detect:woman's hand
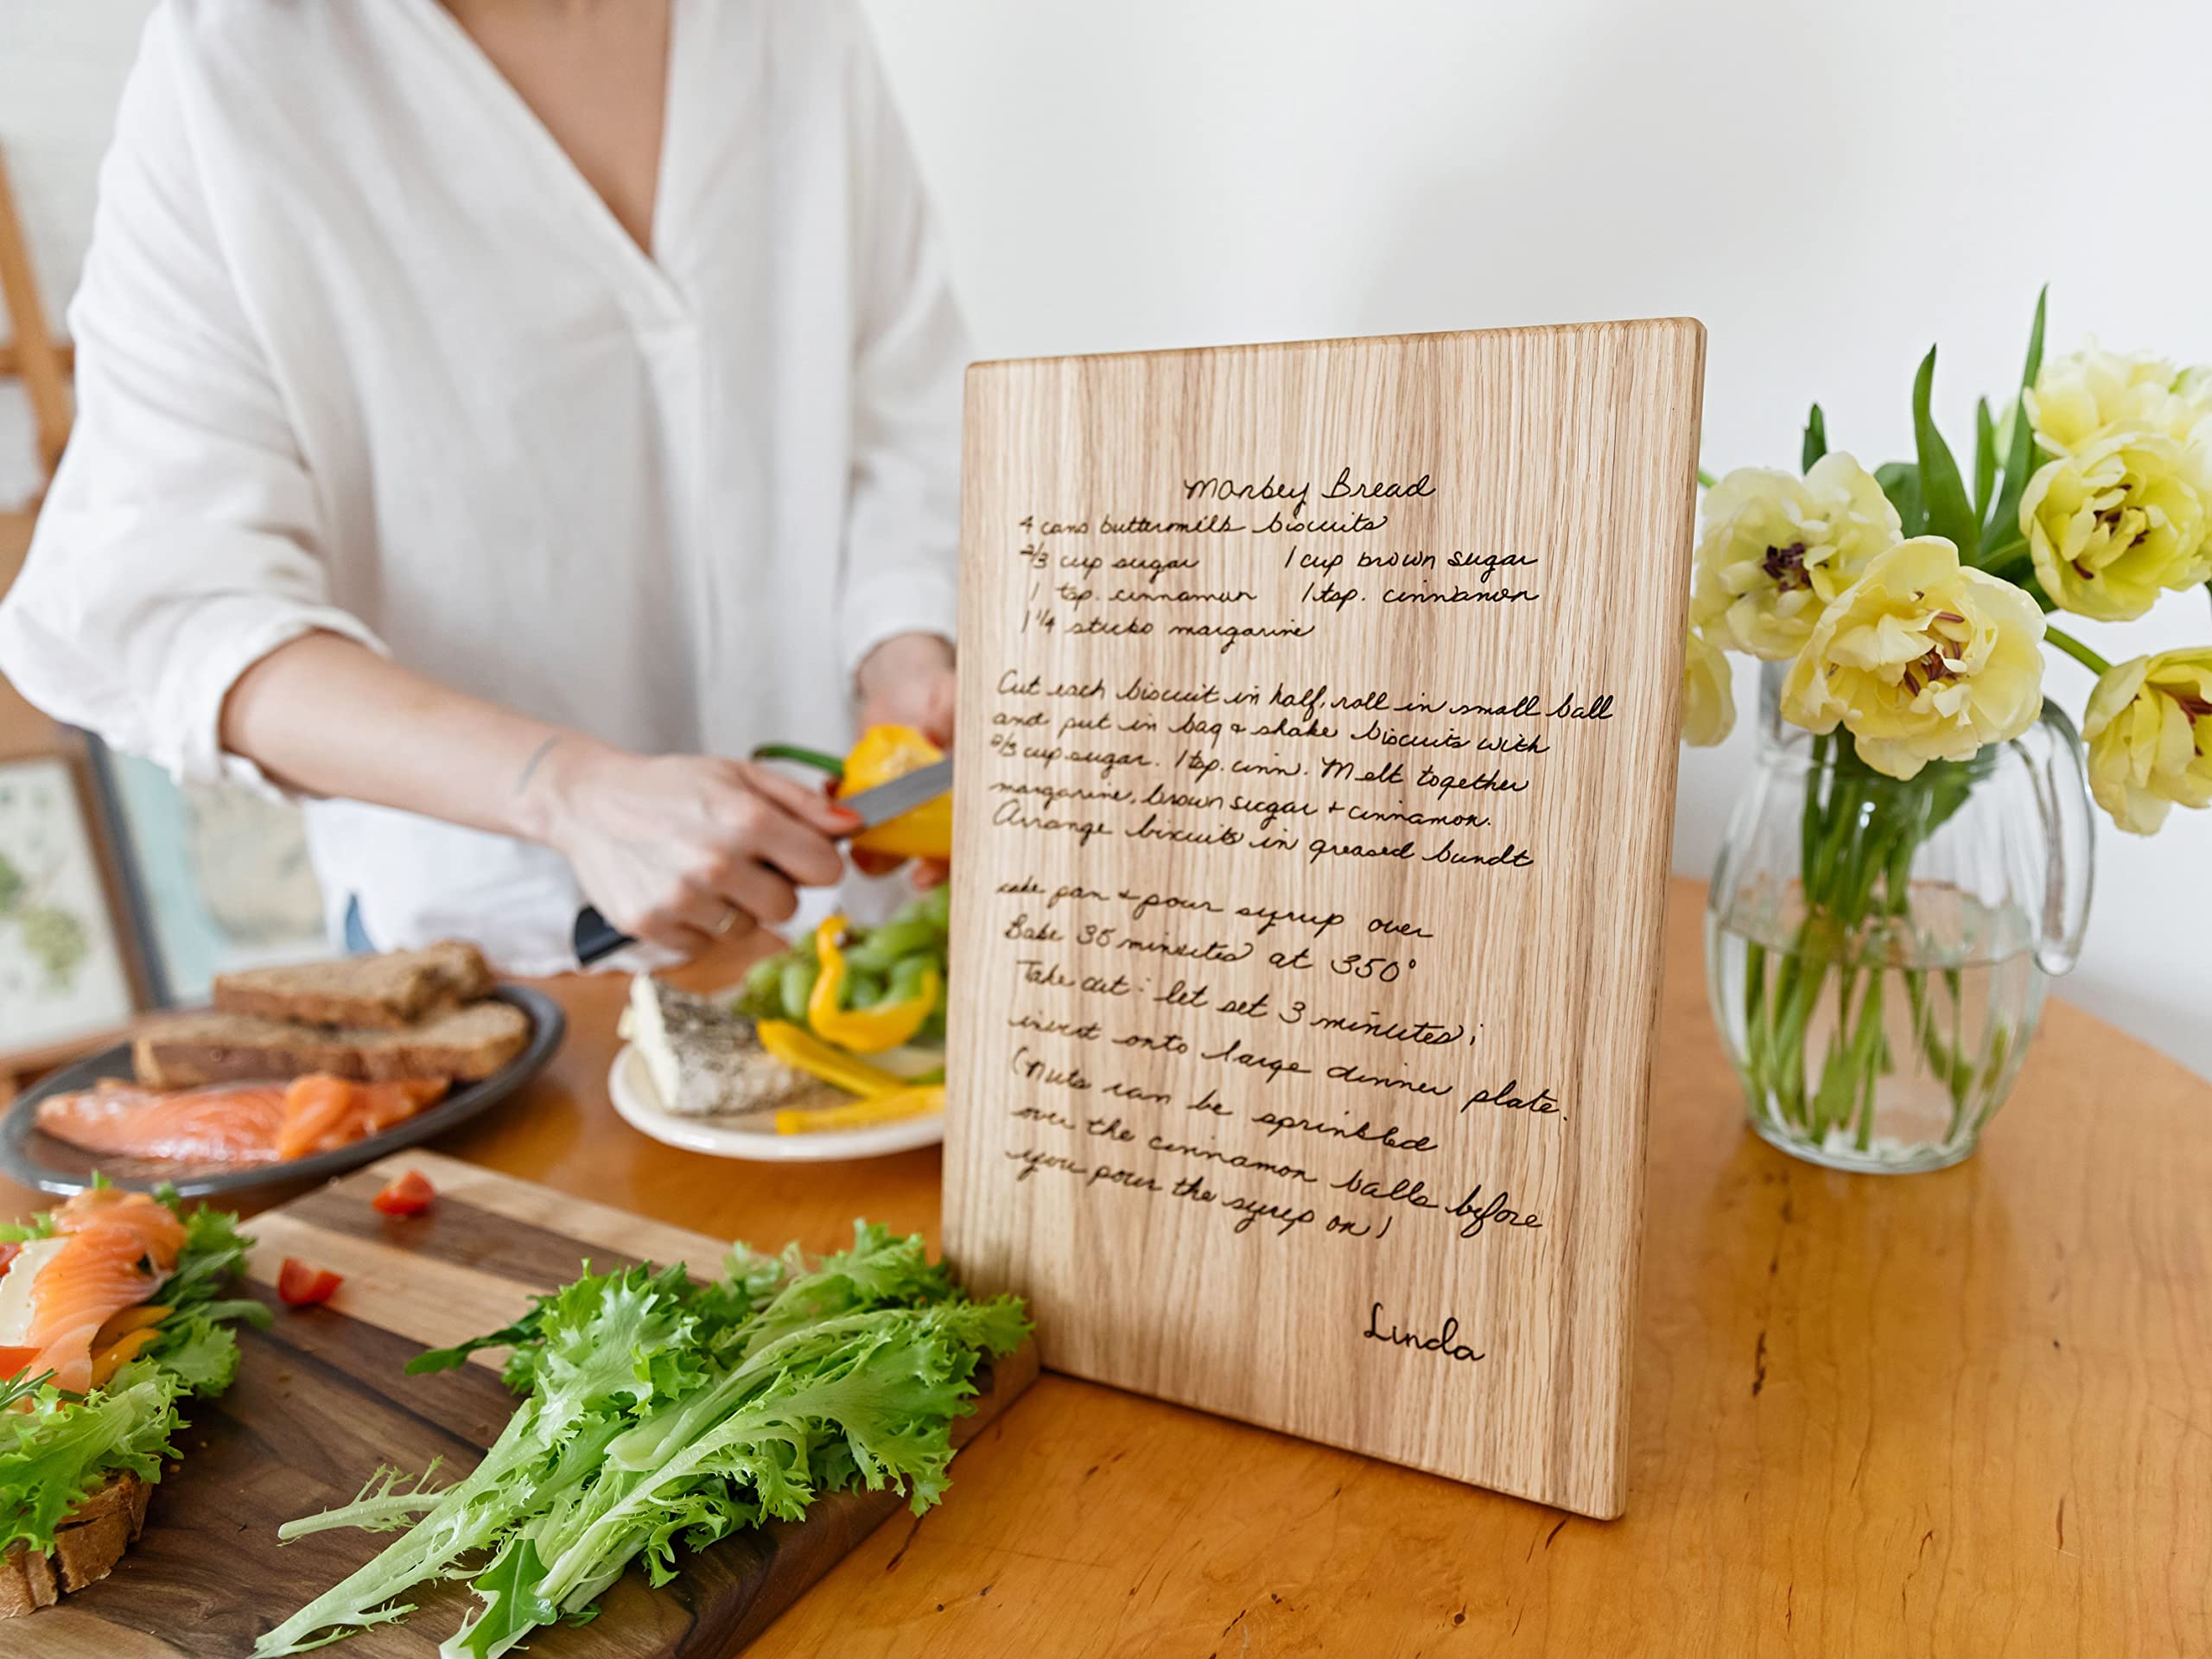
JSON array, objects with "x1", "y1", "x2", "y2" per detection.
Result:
[
  {"x1": 519, "y1": 740, "x2": 858, "y2": 956},
  {"x1": 853, "y1": 632, "x2": 956, "y2": 887},
  {"x1": 855, "y1": 632, "x2": 955, "y2": 743}
]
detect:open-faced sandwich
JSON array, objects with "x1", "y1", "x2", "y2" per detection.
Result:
[
  {"x1": 0, "y1": 1185, "x2": 263, "y2": 1616},
  {"x1": 32, "y1": 943, "x2": 529, "y2": 1174}
]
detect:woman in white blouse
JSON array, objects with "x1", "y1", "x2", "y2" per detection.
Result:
[{"x1": 0, "y1": 0, "x2": 963, "y2": 971}]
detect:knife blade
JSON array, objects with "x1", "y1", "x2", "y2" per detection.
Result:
[
  {"x1": 835, "y1": 756, "x2": 954, "y2": 828},
  {"x1": 572, "y1": 757, "x2": 955, "y2": 964}
]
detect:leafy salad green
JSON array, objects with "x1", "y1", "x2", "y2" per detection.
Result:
[
  {"x1": 255, "y1": 1220, "x2": 1029, "y2": 1657},
  {"x1": 0, "y1": 1194, "x2": 267, "y2": 1559}
]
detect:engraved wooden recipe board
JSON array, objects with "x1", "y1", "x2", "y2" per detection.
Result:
[{"x1": 944, "y1": 320, "x2": 1707, "y2": 1518}]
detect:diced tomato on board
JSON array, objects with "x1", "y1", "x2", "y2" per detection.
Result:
[
  {"x1": 371, "y1": 1169, "x2": 436, "y2": 1218},
  {"x1": 276, "y1": 1257, "x2": 343, "y2": 1307}
]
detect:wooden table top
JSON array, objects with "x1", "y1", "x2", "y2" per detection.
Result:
[{"x1": 6, "y1": 876, "x2": 2204, "y2": 1656}]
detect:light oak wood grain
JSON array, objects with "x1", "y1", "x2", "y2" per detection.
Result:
[
  {"x1": 1, "y1": 510, "x2": 67, "y2": 761},
  {"x1": 0, "y1": 149, "x2": 73, "y2": 483},
  {"x1": 0, "y1": 340, "x2": 73, "y2": 378},
  {"x1": 944, "y1": 321, "x2": 1707, "y2": 1517},
  {"x1": 3, "y1": 884, "x2": 2204, "y2": 1654}
]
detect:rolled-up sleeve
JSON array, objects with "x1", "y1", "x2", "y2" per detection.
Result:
[
  {"x1": 836, "y1": 11, "x2": 966, "y2": 681},
  {"x1": 0, "y1": 6, "x2": 385, "y2": 796}
]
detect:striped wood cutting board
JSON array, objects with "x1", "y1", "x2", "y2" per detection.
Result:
[{"x1": 29, "y1": 1150, "x2": 1039, "y2": 1657}]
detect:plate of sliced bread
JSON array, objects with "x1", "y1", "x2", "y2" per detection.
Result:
[{"x1": 2, "y1": 942, "x2": 563, "y2": 1198}]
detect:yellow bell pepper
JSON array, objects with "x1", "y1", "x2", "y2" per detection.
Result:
[
  {"x1": 757, "y1": 1019, "x2": 906, "y2": 1097},
  {"x1": 776, "y1": 1083, "x2": 945, "y2": 1135},
  {"x1": 839, "y1": 725, "x2": 954, "y2": 862},
  {"x1": 805, "y1": 915, "x2": 940, "y2": 1054},
  {"x1": 89, "y1": 1303, "x2": 169, "y2": 1351},
  {"x1": 88, "y1": 1326, "x2": 162, "y2": 1389}
]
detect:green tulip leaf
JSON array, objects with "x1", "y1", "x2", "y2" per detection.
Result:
[
  {"x1": 1985, "y1": 286, "x2": 2051, "y2": 552},
  {"x1": 1912, "y1": 346, "x2": 1978, "y2": 561},
  {"x1": 1973, "y1": 397, "x2": 1997, "y2": 522},
  {"x1": 2019, "y1": 283, "x2": 2049, "y2": 391},
  {"x1": 1875, "y1": 460, "x2": 1925, "y2": 537},
  {"x1": 1802, "y1": 403, "x2": 1827, "y2": 474}
]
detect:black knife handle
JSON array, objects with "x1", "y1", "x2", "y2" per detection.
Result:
[{"x1": 574, "y1": 906, "x2": 633, "y2": 967}]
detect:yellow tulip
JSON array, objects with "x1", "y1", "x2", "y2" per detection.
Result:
[
  {"x1": 2081, "y1": 648, "x2": 2212, "y2": 835},
  {"x1": 1780, "y1": 537, "x2": 2046, "y2": 780},
  {"x1": 2021, "y1": 429, "x2": 2212, "y2": 620},
  {"x1": 1679, "y1": 627, "x2": 1735, "y2": 747},
  {"x1": 2026, "y1": 346, "x2": 2200, "y2": 454},
  {"x1": 2176, "y1": 364, "x2": 2212, "y2": 424},
  {"x1": 1690, "y1": 453, "x2": 1902, "y2": 661}
]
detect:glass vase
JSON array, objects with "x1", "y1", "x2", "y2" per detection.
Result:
[{"x1": 1705, "y1": 663, "x2": 2094, "y2": 1173}]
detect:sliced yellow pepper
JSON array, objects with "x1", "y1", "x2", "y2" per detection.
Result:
[
  {"x1": 805, "y1": 915, "x2": 940, "y2": 1054},
  {"x1": 757, "y1": 1020, "x2": 906, "y2": 1097},
  {"x1": 88, "y1": 1326, "x2": 162, "y2": 1389},
  {"x1": 89, "y1": 1303, "x2": 169, "y2": 1352},
  {"x1": 840, "y1": 725, "x2": 954, "y2": 862},
  {"x1": 776, "y1": 1083, "x2": 945, "y2": 1135}
]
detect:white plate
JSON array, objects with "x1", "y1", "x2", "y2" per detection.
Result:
[{"x1": 607, "y1": 1042, "x2": 946, "y2": 1164}]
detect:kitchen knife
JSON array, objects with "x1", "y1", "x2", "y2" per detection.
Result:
[{"x1": 572, "y1": 756, "x2": 955, "y2": 965}]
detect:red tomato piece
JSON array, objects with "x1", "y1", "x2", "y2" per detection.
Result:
[
  {"x1": 0, "y1": 1242, "x2": 20, "y2": 1277},
  {"x1": 0, "y1": 1344, "x2": 41, "y2": 1382},
  {"x1": 276, "y1": 1257, "x2": 343, "y2": 1307},
  {"x1": 371, "y1": 1169, "x2": 436, "y2": 1217}
]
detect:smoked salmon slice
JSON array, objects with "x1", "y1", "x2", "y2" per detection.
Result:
[
  {"x1": 5, "y1": 1191, "x2": 186, "y2": 1394},
  {"x1": 50, "y1": 1186, "x2": 188, "y2": 1268},
  {"x1": 36, "y1": 1075, "x2": 447, "y2": 1170},
  {"x1": 274, "y1": 1077, "x2": 447, "y2": 1163},
  {"x1": 37, "y1": 1082, "x2": 289, "y2": 1166}
]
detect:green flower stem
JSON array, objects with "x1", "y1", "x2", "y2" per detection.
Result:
[
  {"x1": 1740, "y1": 938, "x2": 1770, "y2": 1099},
  {"x1": 1977, "y1": 541, "x2": 2033, "y2": 586},
  {"x1": 2044, "y1": 626, "x2": 2112, "y2": 677},
  {"x1": 1697, "y1": 467, "x2": 1719, "y2": 491},
  {"x1": 1852, "y1": 972, "x2": 1886, "y2": 1151},
  {"x1": 1750, "y1": 736, "x2": 1986, "y2": 1155}
]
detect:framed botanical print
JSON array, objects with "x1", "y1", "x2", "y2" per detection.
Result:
[{"x1": 0, "y1": 753, "x2": 137, "y2": 1057}]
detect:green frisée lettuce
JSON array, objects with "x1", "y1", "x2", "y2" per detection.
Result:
[
  {"x1": 255, "y1": 1221, "x2": 1029, "y2": 1658},
  {"x1": 0, "y1": 1197, "x2": 264, "y2": 1559}
]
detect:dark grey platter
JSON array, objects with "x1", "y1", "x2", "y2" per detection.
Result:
[{"x1": 0, "y1": 987, "x2": 564, "y2": 1198}]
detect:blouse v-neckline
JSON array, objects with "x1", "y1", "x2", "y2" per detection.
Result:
[{"x1": 401, "y1": 0, "x2": 690, "y2": 322}]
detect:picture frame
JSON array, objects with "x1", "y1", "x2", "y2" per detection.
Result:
[
  {"x1": 0, "y1": 752, "x2": 137, "y2": 1061},
  {"x1": 86, "y1": 737, "x2": 328, "y2": 1009}
]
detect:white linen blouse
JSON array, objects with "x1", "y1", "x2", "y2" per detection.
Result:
[{"x1": 0, "y1": 0, "x2": 964, "y2": 973}]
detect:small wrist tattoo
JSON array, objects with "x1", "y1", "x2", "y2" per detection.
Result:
[{"x1": 513, "y1": 734, "x2": 563, "y2": 798}]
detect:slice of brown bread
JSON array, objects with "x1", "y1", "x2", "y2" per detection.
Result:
[
  {"x1": 133, "y1": 1000, "x2": 529, "y2": 1089},
  {"x1": 213, "y1": 941, "x2": 494, "y2": 1030},
  {"x1": 0, "y1": 1471, "x2": 150, "y2": 1618}
]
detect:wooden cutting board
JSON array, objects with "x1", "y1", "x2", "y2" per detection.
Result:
[{"x1": 31, "y1": 1151, "x2": 1039, "y2": 1658}]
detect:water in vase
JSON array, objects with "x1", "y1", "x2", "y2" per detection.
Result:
[{"x1": 1706, "y1": 876, "x2": 2048, "y2": 1173}]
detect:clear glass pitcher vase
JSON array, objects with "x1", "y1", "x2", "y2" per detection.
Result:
[{"x1": 1705, "y1": 664, "x2": 2094, "y2": 1173}]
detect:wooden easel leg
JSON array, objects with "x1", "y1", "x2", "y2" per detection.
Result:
[{"x1": 0, "y1": 143, "x2": 73, "y2": 487}]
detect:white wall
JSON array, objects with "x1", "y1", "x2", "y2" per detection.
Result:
[
  {"x1": 857, "y1": 0, "x2": 2212, "y2": 1080},
  {"x1": 0, "y1": 0, "x2": 155, "y2": 506},
  {"x1": 3, "y1": 0, "x2": 2206, "y2": 1076}
]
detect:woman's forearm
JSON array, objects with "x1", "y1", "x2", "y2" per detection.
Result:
[
  {"x1": 218, "y1": 630, "x2": 914, "y2": 957},
  {"x1": 217, "y1": 631, "x2": 596, "y2": 842}
]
